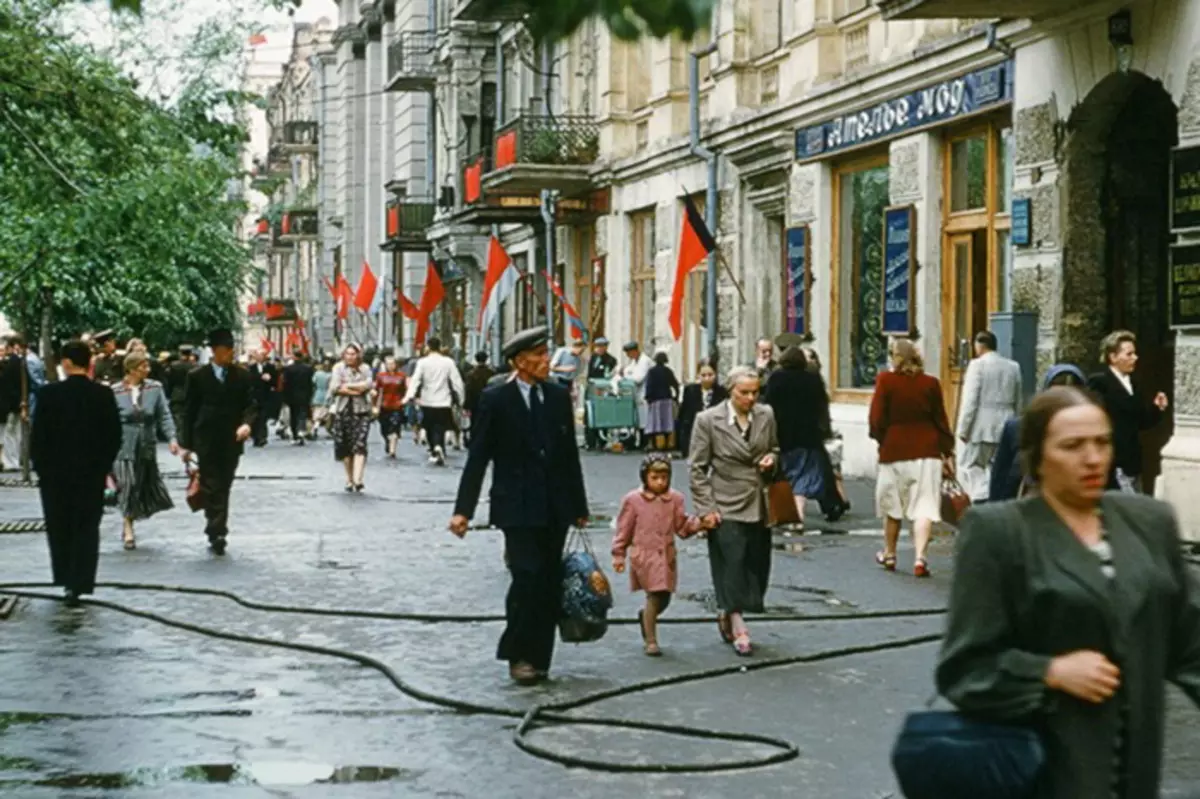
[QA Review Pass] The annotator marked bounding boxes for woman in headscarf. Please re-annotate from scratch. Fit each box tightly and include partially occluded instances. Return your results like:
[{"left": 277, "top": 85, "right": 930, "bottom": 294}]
[
  {"left": 989, "top": 364, "right": 1087, "bottom": 501},
  {"left": 327, "top": 343, "right": 373, "bottom": 492}
]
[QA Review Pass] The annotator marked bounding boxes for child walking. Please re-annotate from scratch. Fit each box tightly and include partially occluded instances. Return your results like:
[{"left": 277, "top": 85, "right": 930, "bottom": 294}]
[{"left": 612, "top": 454, "right": 705, "bottom": 656}]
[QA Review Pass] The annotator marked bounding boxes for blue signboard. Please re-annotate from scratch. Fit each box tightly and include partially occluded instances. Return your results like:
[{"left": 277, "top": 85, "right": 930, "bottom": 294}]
[
  {"left": 785, "top": 226, "right": 809, "bottom": 336},
  {"left": 795, "top": 60, "right": 1014, "bottom": 160},
  {"left": 881, "top": 206, "right": 916, "bottom": 336},
  {"left": 1011, "top": 198, "right": 1032, "bottom": 246}
]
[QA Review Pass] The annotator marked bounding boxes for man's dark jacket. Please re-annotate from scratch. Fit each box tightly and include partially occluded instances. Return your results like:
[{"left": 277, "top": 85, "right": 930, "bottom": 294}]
[
  {"left": 166, "top": 359, "right": 195, "bottom": 407},
  {"left": 31, "top": 375, "right": 121, "bottom": 483},
  {"left": 1087, "top": 369, "right": 1163, "bottom": 478},
  {"left": 463, "top": 364, "right": 495, "bottom": 414},
  {"left": 281, "top": 361, "right": 315, "bottom": 406},
  {"left": 180, "top": 364, "right": 257, "bottom": 459},
  {"left": 454, "top": 379, "right": 588, "bottom": 529}
]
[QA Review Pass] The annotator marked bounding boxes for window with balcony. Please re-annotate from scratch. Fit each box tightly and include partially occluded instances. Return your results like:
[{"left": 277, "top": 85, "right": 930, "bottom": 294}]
[
  {"left": 630, "top": 209, "right": 656, "bottom": 348},
  {"left": 832, "top": 153, "right": 890, "bottom": 393}
]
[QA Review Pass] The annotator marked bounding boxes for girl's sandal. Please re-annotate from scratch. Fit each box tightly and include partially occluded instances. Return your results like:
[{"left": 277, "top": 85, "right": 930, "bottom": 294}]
[
  {"left": 732, "top": 633, "right": 753, "bottom": 657},
  {"left": 914, "top": 559, "right": 931, "bottom": 578},
  {"left": 716, "top": 613, "right": 734, "bottom": 644},
  {"left": 644, "top": 642, "right": 662, "bottom": 657},
  {"left": 875, "top": 551, "right": 897, "bottom": 572}
]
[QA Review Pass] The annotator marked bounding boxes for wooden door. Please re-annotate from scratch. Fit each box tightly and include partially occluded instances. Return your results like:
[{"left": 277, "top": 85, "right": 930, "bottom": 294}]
[{"left": 943, "top": 229, "right": 988, "bottom": 426}]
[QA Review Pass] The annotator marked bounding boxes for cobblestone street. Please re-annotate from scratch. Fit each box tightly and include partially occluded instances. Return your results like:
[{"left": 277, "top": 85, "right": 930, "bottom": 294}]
[{"left": 1, "top": 438, "right": 1198, "bottom": 797}]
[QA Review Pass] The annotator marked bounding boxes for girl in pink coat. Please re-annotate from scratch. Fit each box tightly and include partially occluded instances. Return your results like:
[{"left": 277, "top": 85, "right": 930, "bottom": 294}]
[{"left": 612, "top": 454, "right": 704, "bottom": 656}]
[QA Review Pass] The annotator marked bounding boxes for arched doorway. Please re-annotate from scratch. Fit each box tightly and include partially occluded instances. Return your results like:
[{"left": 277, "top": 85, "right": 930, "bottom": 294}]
[{"left": 1061, "top": 71, "right": 1178, "bottom": 490}]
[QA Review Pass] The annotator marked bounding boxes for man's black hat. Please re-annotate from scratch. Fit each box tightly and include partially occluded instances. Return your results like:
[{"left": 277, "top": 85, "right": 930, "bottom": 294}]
[
  {"left": 502, "top": 327, "right": 549, "bottom": 361},
  {"left": 207, "top": 329, "right": 235, "bottom": 349}
]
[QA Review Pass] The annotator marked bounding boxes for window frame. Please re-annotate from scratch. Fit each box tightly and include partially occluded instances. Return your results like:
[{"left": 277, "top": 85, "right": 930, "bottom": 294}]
[
  {"left": 829, "top": 149, "right": 890, "bottom": 404},
  {"left": 629, "top": 208, "right": 656, "bottom": 348}
]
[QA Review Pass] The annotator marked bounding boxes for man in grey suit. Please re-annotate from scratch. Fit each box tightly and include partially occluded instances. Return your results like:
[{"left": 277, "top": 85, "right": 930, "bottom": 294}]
[{"left": 955, "top": 330, "right": 1022, "bottom": 501}]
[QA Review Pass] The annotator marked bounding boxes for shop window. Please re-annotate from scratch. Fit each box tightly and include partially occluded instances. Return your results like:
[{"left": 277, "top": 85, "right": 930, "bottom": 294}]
[
  {"left": 950, "top": 134, "right": 988, "bottom": 212},
  {"left": 630, "top": 209, "right": 656, "bottom": 348},
  {"left": 833, "top": 157, "right": 890, "bottom": 391}
]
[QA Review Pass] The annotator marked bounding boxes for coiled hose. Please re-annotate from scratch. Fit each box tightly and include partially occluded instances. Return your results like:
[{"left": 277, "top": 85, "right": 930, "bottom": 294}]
[{"left": 0, "top": 581, "right": 944, "bottom": 774}]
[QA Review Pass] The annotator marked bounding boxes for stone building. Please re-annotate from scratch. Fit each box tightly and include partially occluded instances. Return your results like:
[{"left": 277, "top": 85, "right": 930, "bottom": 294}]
[{"left": 250, "top": 21, "right": 335, "bottom": 356}]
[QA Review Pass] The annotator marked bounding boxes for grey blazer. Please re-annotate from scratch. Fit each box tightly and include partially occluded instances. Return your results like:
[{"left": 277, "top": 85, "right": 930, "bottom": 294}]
[
  {"left": 687, "top": 400, "right": 779, "bottom": 524},
  {"left": 956, "top": 351, "right": 1022, "bottom": 444},
  {"left": 936, "top": 494, "right": 1200, "bottom": 799},
  {"left": 112, "top": 379, "right": 176, "bottom": 461}
]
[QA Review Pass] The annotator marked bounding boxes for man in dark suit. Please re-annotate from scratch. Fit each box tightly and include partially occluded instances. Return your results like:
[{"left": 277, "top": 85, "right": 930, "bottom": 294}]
[
  {"left": 449, "top": 327, "right": 589, "bottom": 686},
  {"left": 246, "top": 349, "right": 277, "bottom": 447},
  {"left": 30, "top": 339, "right": 121, "bottom": 606},
  {"left": 166, "top": 344, "right": 197, "bottom": 432},
  {"left": 180, "top": 329, "right": 257, "bottom": 555},
  {"left": 1087, "top": 329, "right": 1169, "bottom": 493},
  {"left": 280, "top": 349, "right": 315, "bottom": 445}
]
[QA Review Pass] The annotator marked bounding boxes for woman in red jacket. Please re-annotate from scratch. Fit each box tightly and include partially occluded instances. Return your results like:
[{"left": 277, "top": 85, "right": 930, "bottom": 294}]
[{"left": 868, "top": 338, "right": 955, "bottom": 577}]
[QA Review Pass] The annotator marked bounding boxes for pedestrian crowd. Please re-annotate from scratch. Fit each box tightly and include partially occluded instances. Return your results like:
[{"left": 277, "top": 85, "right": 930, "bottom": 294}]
[{"left": 3, "top": 316, "right": 1197, "bottom": 798}]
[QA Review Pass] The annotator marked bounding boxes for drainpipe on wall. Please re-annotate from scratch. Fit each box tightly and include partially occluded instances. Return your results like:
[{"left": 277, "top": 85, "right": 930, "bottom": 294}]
[
  {"left": 689, "top": 43, "right": 718, "bottom": 361},
  {"left": 541, "top": 40, "right": 556, "bottom": 342},
  {"left": 310, "top": 53, "right": 329, "bottom": 355}
]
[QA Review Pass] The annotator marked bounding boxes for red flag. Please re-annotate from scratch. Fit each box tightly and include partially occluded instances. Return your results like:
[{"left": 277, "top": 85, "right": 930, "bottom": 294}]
[
  {"left": 414, "top": 261, "right": 446, "bottom": 346},
  {"left": 353, "top": 262, "right": 379, "bottom": 313},
  {"left": 397, "top": 291, "right": 421, "bottom": 321},
  {"left": 668, "top": 195, "right": 716, "bottom": 341},
  {"left": 265, "top": 302, "right": 286, "bottom": 320},
  {"left": 335, "top": 274, "right": 353, "bottom": 320},
  {"left": 478, "top": 236, "right": 517, "bottom": 332},
  {"left": 249, "top": 33, "right": 268, "bottom": 46},
  {"left": 260, "top": 337, "right": 274, "bottom": 352}
]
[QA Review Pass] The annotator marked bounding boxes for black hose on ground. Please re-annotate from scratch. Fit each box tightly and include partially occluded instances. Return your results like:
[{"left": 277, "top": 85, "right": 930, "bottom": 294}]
[{"left": 0, "top": 582, "right": 943, "bottom": 774}]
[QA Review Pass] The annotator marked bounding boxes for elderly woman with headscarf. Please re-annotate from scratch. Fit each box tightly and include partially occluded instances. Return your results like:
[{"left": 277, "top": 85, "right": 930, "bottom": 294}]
[
  {"left": 989, "top": 364, "right": 1089, "bottom": 501},
  {"left": 688, "top": 365, "right": 780, "bottom": 656}
]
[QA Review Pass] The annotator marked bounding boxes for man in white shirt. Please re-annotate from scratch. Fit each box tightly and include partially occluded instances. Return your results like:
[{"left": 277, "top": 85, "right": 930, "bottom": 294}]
[
  {"left": 617, "top": 341, "right": 654, "bottom": 450},
  {"left": 956, "top": 330, "right": 1023, "bottom": 502},
  {"left": 405, "top": 336, "right": 466, "bottom": 466}
]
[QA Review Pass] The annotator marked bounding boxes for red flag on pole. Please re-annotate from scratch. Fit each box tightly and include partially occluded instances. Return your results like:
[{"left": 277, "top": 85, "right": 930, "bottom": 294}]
[
  {"left": 414, "top": 261, "right": 446, "bottom": 347},
  {"left": 397, "top": 291, "right": 421, "bottom": 321},
  {"left": 335, "top": 275, "right": 353, "bottom": 320},
  {"left": 353, "top": 262, "right": 379, "bottom": 313},
  {"left": 668, "top": 195, "right": 717, "bottom": 341}
]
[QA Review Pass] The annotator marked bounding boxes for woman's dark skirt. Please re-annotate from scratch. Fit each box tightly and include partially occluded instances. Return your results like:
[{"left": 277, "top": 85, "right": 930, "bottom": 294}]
[
  {"left": 707, "top": 520, "right": 771, "bottom": 613},
  {"left": 332, "top": 412, "right": 371, "bottom": 460},
  {"left": 113, "top": 454, "right": 174, "bottom": 521},
  {"left": 781, "top": 446, "right": 826, "bottom": 497},
  {"left": 379, "top": 409, "right": 405, "bottom": 440}
]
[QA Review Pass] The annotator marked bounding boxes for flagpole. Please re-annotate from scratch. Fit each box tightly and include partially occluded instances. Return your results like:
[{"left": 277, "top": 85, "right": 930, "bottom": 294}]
[{"left": 490, "top": 224, "right": 502, "bottom": 365}]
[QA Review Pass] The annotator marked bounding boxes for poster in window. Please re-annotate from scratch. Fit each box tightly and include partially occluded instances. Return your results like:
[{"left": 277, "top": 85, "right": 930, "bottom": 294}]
[
  {"left": 880, "top": 205, "right": 916, "bottom": 336},
  {"left": 784, "top": 226, "right": 810, "bottom": 337}
]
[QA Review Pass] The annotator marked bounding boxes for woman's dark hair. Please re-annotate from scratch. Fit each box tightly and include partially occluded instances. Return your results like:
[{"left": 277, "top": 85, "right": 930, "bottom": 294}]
[
  {"left": 779, "top": 346, "right": 807, "bottom": 370},
  {"left": 1018, "top": 386, "right": 1106, "bottom": 482},
  {"left": 60, "top": 339, "right": 91, "bottom": 368},
  {"left": 653, "top": 351, "right": 668, "bottom": 366}
]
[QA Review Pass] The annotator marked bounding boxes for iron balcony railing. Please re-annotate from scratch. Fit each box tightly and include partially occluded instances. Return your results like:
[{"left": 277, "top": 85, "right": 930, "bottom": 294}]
[
  {"left": 386, "top": 31, "right": 438, "bottom": 90},
  {"left": 492, "top": 115, "right": 600, "bottom": 170},
  {"left": 385, "top": 198, "right": 436, "bottom": 241},
  {"left": 283, "top": 120, "right": 318, "bottom": 148}
]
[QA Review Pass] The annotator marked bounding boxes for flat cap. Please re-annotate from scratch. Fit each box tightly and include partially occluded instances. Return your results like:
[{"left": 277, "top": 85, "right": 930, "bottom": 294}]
[
  {"left": 207, "top": 328, "right": 235, "bottom": 349},
  {"left": 622, "top": 341, "right": 639, "bottom": 352},
  {"left": 502, "top": 327, "right": 549, "bottom": 361},
  {"left": 775, "top": 332, "right": 807, "bottom": 350},
  {"left": 594, "top": 337, "right": 609, "bottom": 346}
]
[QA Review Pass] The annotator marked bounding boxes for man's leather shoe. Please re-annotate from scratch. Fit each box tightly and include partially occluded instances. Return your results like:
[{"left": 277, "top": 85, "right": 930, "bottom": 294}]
[
  {"left": 209, "top": 536, "right": 227, "bottom": 556},
  {"left": 509, "top": 662, "right": 540, "bottom": 686}
]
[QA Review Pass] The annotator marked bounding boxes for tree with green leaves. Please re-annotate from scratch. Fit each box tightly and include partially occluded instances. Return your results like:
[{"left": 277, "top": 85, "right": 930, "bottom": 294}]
[{"left": 0, "top": 0, "right": 260, "bottom": 350}]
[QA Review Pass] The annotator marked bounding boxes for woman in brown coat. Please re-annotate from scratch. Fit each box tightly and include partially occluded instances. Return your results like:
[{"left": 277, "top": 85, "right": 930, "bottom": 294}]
[
  {"left": 867, "top": 338, "right": 955, "bottom": 577},
  {"left": 937, "top": 387, "right": 1200, "bottom": 798}
]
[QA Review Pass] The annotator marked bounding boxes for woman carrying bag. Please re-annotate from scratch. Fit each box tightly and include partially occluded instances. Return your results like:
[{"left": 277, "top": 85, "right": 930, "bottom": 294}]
[{"left": 897, "top": 386, "right": 1200, "bottom": 799}]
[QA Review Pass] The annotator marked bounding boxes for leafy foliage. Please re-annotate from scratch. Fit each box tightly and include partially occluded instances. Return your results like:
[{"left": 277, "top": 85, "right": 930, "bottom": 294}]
[{"left": 0, "top": 0, "right": 260, "bottom": 348}]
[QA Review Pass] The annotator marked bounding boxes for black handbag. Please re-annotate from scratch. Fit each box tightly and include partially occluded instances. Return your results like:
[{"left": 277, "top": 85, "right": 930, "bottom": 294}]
[{"left": 892, "top": 709, "right": 1045, "bottom": 798}]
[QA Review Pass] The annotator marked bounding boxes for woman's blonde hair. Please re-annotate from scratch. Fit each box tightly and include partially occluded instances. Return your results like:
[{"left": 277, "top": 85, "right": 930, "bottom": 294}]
[
  {"left": 889, "top": 337, "right": 924, "bottom": 376},
  {"left": 724, "top": 364, "right": 761, "bottom": 392},
  {"left": 126, "top": 338, "right": 146, "bottom": 354},
  {"left": 124, "top": 350, "right": 150, "bottom": 373}
]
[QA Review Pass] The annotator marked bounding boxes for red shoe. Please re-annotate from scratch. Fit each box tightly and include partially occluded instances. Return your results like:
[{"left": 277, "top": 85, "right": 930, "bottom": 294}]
[{"left": 914, "top": 559, "right": 931, "bottom": 578}]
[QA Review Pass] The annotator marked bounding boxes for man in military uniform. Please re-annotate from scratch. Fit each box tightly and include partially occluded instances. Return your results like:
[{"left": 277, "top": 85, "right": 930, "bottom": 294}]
[
  {"left": 91, "top": 331, "right": 123, "bottom": 386},
  {"left": 449, "top": 328, "right": 589, "bottom": 685}
]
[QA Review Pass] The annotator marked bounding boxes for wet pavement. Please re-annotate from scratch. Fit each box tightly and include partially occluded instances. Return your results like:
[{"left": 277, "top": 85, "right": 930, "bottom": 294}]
[{"left": 1, "top": 434, "right": 1198, "bottom": 797}]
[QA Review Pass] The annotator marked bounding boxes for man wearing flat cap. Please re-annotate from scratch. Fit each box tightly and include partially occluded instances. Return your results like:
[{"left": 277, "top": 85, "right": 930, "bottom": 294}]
[
  {"left": 179, "top": 329, "right": 257, "bottom": 555},
  {"left": 450, "top": 327, "right": 590, "bottom": 686}
]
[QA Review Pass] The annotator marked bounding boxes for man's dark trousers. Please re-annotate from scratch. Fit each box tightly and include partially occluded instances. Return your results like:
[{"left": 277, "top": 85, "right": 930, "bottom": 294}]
[
  {"left": 498, "top": 524, "right": 568, "bottom": 671},
  {"left": 200, "top": 450, "right": 239, "bottom": 540},
  {"left": 422, "top": 406, "right": 453, "bottom": 453},
  {"left": 41, "top": 480, "right": 105, "bottom": 595},
  {"left": 288, "top": 402, "right": 310, "bottom": 440}
]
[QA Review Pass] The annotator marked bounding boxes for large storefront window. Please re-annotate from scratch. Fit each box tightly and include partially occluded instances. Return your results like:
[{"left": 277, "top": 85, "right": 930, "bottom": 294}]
[{"left": 834, "top": 156, "right": 890, "bottom": 390}]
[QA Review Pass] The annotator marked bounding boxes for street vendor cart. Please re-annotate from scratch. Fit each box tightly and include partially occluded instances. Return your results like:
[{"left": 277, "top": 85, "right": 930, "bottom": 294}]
[{"left": 584, "top": 378, "right": 638, "bottom": 451}]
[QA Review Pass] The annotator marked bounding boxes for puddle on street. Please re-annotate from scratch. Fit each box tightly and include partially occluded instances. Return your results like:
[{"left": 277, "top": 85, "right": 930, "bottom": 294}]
[{"left": 0, "top": 763, "right": 412, "bottom": 788}]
